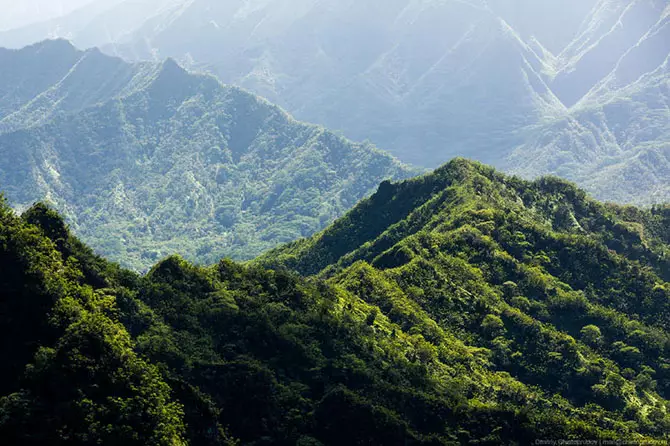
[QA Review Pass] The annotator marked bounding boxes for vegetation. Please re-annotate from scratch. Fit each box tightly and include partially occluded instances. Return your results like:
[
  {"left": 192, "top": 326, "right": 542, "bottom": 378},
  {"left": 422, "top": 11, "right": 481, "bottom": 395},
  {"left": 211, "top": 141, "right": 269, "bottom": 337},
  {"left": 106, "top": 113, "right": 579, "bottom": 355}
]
[
  {"left": 1, "top": 159, "right": 669, "bottom": 444},
  {"left": 0, "top": 198, "right": 187, "bottom": 445},
  {"left": 0, "top": 40, "right": 415, "bottom": 270},
  {"left": 259, "top": 158, "right": 670, "bottom": 440}
]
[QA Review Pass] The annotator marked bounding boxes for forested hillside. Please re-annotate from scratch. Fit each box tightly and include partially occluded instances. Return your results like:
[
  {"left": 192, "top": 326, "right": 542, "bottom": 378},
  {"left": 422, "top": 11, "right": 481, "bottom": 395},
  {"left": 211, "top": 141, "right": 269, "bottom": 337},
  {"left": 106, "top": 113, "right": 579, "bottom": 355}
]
[
  {"left": 0, "top": 199, "right": 189, "bottom": 445},
  {"left": 1, "top": 159, "right": 668, "bottom": 444},
  {"left": 1, "top": 0, "right": 666, "bottom": 204},
  {"left": 259, "top": 158, "right": 670, "bottom": 439},
  {"left": 0, "top": 40, "right": 414, "bottom": 270}
]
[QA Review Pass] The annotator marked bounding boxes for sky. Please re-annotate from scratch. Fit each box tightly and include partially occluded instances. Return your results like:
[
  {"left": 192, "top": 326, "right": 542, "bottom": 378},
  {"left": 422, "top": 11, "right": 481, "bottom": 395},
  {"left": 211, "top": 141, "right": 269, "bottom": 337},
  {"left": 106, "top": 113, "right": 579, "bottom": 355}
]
[{"left": 0, "top": 0, "right": 99, "bottom": 30}]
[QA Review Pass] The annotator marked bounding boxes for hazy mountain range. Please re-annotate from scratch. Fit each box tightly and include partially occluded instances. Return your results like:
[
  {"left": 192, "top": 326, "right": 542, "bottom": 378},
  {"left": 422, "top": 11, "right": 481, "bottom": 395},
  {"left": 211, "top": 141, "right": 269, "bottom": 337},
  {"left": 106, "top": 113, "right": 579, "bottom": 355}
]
[
  {"left": 0, "top": 40, "right": 413, "bottom": 269},
  {"left": 0, "top": 0, "right": 667, "bottom": 204}
]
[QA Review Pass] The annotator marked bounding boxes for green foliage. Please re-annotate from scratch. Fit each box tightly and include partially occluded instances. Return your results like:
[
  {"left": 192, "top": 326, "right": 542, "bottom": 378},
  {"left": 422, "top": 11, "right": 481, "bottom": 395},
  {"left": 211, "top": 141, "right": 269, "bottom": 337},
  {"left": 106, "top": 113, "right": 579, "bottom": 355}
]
[
  {"left": 0, "top": 43, "right": 416, "bottom": 271},
  {"left": 2, "top": 158, "right": 670, "bottom": 444},
  {"left": 482, "top": 314, "right": 506, "bottom": 338},
  {"left": 0, "top": 199, "right": 187, "bottom": 445},
  {"left": 580, "top": 325, "right": 603, "bottom": 347},
  {"left": 261, "top": 158, "right": 670, "bottom": 440}
]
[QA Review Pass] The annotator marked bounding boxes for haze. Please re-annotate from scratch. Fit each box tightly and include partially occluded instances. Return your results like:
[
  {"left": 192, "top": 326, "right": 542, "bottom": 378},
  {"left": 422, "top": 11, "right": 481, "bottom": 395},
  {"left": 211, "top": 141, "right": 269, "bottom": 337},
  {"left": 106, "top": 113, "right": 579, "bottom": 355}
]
[{"left": 0, "top": 0, "right": 100, "bottom": 30}]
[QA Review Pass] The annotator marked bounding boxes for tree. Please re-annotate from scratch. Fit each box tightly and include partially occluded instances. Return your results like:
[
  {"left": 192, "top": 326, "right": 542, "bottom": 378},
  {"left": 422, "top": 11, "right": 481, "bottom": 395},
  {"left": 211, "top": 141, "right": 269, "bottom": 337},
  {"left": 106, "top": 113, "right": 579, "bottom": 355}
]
[
  {"left": 580, "top": 325, "right": 602, "bottom": 347},
  {"left": 482, "top": 314, "right": 506, "bottom": 338}
]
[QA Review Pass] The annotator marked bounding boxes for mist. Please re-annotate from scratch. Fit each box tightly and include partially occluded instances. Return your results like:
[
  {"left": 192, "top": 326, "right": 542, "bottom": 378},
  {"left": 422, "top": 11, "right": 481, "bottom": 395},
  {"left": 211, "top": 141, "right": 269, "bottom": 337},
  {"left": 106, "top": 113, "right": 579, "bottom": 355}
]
[
  {"left": 0, "top": 0, "right": 603, "bottom": 49},
  {"left": 0, "top": 0, "right": 101, "bottom": 31}
]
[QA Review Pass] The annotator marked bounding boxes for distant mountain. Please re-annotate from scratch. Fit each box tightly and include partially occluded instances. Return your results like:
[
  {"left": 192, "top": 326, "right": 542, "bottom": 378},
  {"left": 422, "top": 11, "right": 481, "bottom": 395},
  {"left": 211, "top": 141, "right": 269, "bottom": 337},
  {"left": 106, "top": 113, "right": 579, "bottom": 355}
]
[
  {"left": 2, "top": 160, "right": 668, "bottom": 444},
  {"left": 0, "top": 0, "right": 180, "bottom": 49},
  {"left": 0, "top": 40, "right": 414, "bottom": 270},
  {"left": 508, "top": 60, "right": 670, "bottom": 205},
  {"left": 1, "top": 0, "right": 666, "bottom": 204},
  {"left": 506, "top": 0, "right": 670, "bottom": 205}
]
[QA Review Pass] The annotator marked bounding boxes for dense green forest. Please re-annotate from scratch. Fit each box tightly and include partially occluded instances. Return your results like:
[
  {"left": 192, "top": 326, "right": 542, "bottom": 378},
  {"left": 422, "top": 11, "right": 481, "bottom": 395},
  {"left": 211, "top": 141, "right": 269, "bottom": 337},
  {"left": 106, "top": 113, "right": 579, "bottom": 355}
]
[
  {"left": 0, "top": 40, "right": 414, "bottom": 270},
  {"left": 1, "top": 159, "right": 669, "bottom": 444}
]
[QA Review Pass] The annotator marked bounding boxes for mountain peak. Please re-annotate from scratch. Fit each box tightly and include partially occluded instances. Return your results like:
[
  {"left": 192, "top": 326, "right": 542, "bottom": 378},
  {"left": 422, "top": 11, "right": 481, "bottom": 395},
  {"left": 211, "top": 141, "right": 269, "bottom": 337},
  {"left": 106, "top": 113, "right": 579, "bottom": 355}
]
[
  {"left": 160, "top": 57, "right": 187, "bottom": 75},
  {"left": 27, "top": 38, "right": 77, "bottom": 55},
  {"left": 256, "top": 157, "right": 596, "bottom": 275},
  {"left": 433, "top": 157, "right": 490, "bottom": 177},
  {"left": 0, "top": 1, "right": 666, "bottom": 204},
  {"left": 148, "top": 57, "right": 192, "bottom": 89},
  {"left": 0, "top": 38, "right": 79, "bottom": 63}
]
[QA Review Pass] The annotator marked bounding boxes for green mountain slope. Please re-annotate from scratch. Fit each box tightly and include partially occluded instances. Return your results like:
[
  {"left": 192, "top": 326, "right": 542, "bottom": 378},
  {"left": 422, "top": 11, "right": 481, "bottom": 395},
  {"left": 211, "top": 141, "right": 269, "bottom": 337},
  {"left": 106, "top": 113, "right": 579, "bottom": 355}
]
[
  {"left": 2, "top": 159, "right": 668, "bottom": 444},
  {"left": 506, "top": 3, "right": 670, "bottom": 205},
  {"left": 258, "top": 158, "right": 670, "bottom": 437},
  {"left": 0, "top": 199, "right": 188, "bottom": 445},
  {"left": 0, "top": 40, "right": 415, "bottom": 270}
]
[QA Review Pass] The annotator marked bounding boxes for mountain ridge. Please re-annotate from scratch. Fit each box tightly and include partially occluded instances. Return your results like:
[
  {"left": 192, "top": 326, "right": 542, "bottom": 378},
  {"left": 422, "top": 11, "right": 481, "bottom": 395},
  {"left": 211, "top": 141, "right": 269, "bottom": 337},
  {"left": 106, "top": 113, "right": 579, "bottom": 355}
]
[
  {"left": 0, "top": 40, "right": 416, "bottom": 270},
  {"left": 1, "top": 158, "right": 668, "bottom": 444}
]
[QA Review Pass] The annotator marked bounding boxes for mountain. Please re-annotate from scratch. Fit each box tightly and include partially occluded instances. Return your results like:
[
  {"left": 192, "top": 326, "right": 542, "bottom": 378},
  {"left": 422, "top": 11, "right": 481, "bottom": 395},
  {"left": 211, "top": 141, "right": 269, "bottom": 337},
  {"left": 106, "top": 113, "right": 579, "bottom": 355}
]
[
  {"left": 0, "top": 40, "right": 414, "bottom": 270},
  {"left": 0, "top": 0, "right": 577, "bottom": 167},
  {"left": 0, "top": 0, "right": 181, "bottom": 49},
  {"left": 1, "top": 159, "right": 669, "bottom": 444},
  {"left": 507, "top": 60, "right": 670, "bottom": 205},
  {"left": 258, "top": 157, "right": 670, "bottom": 438},
  {"left": 505, "top": 0, "right": 670, "bottom": 205},
  {"left": 1, "top": 0, "right": 666, "bottom": 204},
  {"left": 0, "top": 200, "right": 189, "bottom": 445}
]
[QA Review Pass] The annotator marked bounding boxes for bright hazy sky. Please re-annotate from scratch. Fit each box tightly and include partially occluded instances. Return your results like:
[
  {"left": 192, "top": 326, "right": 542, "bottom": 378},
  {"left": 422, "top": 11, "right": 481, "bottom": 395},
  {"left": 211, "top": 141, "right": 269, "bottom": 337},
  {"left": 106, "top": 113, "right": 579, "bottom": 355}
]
[{"left": 0, "top": 0, "right": 98, "bottom": 30}]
